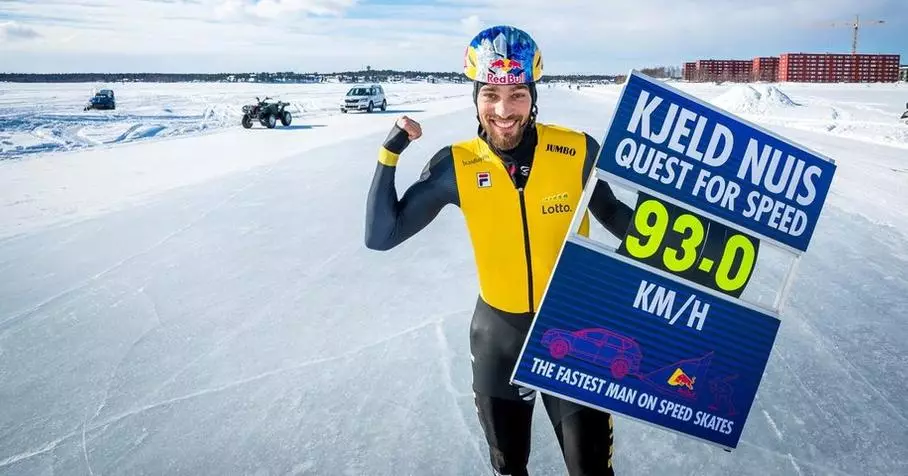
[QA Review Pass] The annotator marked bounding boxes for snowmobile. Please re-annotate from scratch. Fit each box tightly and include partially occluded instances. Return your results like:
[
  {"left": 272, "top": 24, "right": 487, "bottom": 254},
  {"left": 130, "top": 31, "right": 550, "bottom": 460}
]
[
  {"left": 901, "top": 102, "right": 908, "bottom": 124},
  {"left": 84, "top": 89, "right": 116, "bottom": 111},
  {"left": 241, "top": 97, "right": 292, "bottom": 129}
]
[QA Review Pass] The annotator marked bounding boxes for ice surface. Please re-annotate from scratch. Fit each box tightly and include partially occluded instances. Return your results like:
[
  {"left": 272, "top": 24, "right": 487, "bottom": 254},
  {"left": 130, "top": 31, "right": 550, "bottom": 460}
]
[{"left": 0, "top": 81, "right": 906, "bottom": 475}]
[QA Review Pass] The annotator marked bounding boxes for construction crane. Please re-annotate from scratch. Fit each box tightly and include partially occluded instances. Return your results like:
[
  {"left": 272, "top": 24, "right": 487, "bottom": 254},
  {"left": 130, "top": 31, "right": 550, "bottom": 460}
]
[{"left": 822, "top": 14, "right": 886, "bottom": 55}]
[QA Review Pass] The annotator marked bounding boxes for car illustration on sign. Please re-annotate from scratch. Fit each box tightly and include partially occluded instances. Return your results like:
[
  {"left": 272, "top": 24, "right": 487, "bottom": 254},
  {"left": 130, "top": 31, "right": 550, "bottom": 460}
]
[{"left": 540, "top": 327, "right": 643, "bottom": 379}]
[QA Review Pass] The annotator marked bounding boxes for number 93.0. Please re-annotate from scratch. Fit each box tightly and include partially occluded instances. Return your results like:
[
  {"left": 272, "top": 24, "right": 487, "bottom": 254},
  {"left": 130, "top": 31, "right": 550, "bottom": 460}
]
[{"left": 622, "top": 198, "right": 757, "bottom": 295}]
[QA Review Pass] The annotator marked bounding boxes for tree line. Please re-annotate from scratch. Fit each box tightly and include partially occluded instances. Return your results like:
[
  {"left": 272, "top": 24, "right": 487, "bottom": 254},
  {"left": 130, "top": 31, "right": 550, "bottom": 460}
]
[{"left": 0, "top": 69, "right": 629, "bottom": 83}]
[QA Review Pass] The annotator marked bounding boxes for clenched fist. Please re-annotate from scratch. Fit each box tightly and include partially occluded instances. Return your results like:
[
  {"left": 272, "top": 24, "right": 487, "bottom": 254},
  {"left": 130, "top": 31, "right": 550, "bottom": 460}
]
[{"left": 396, "top": 115, "right": 422, "bottom": 141}]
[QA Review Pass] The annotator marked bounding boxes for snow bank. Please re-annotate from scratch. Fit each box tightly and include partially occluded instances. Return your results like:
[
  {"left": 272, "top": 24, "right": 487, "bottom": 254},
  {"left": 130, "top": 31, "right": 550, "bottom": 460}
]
[{"left": 712, "top": 84, "right": 799, "bottom": 115}]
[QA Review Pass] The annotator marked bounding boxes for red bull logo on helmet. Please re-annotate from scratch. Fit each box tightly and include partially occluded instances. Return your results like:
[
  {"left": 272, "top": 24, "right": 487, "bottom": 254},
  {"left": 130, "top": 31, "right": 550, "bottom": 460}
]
[
  {"left": 489, "top": 58, "right": 522, "bottom": 73},
  {"left": 486, "top": 72, "right": 526, "bottom": 84},
  {"left": 487, "top": 57, "right": 525, "bottom": 84}
]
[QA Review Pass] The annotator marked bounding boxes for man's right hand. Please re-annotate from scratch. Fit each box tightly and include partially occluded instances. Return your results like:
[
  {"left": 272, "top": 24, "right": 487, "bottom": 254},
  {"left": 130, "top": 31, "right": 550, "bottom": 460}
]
[
  {"left": 396, "top": 116, "right": 422, "bottom": 141},
  {"left": 384, "top": 116, "right": 420, "bottom": 155}
]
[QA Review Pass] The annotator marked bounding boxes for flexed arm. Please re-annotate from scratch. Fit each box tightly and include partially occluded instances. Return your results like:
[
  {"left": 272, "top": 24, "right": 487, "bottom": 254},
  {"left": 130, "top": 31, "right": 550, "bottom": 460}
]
[{"left": 365, "top": 117, "right": 460, "bottom": 251}]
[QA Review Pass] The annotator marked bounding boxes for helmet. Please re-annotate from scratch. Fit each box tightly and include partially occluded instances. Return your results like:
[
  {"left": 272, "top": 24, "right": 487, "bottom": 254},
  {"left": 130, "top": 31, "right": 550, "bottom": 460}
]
[{"left": 463, "top": 25, "right": 543, "bottom": 85}]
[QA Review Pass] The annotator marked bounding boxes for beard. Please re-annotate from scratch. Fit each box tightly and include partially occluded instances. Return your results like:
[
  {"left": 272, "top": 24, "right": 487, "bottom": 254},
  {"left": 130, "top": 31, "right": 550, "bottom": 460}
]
[{"left": 480, "top": 113, "right": 529, "bottom": 150}]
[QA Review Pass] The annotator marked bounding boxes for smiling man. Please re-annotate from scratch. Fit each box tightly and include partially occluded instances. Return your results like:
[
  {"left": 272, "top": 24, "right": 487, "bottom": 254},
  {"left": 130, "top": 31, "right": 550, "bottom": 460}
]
[{"left": 365, "top": 25, "right": 633, "bottom": 476}]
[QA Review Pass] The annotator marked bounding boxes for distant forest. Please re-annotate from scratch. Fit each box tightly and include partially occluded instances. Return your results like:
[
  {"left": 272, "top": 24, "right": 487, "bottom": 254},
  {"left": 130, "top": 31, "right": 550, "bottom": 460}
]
[{"left": 0, "top": 66, "right": 679, "bottom": 84}]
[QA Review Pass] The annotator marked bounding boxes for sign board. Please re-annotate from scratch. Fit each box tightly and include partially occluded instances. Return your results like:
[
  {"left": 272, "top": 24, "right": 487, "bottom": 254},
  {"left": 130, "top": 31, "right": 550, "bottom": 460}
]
[
  {"left": 511, "top": 71, "right": 837, "bottom": 450},
  {"left": 597, "top": 72, "right": 836, "bottom": 254}
]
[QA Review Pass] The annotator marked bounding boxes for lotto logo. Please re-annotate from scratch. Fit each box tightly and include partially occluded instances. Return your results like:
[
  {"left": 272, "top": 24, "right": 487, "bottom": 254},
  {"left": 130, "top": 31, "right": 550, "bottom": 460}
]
[{"left": 477, "top": 172, "right": 491, "bottom": 188}]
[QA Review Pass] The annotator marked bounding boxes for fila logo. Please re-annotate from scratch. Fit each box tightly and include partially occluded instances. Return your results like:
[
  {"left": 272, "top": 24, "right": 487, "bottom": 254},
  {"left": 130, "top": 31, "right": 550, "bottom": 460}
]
[
  {"left": 477, "top": 171, "right": 492, "bottom": 188},
  {"left": 546, "top": 143, "right": 577, "bottom": 156}
]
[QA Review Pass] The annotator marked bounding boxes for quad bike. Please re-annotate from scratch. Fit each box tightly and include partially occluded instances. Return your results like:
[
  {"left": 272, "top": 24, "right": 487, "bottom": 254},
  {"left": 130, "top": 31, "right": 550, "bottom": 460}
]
[{"left": 242, "top": 97, "right": 292, "bottom": 129}]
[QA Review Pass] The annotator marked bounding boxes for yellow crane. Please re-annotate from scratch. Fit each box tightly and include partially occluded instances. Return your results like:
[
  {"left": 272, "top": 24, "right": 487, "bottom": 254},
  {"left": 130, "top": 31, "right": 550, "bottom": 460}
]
[{"left": 821, "top": 14, "right": 885, "bottom": 55}]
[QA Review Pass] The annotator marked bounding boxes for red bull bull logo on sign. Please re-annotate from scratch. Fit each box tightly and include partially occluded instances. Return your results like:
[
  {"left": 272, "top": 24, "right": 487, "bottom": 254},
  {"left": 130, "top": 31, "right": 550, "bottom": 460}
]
[{"left": 668, "top": 368, "right": 696, "bottom": 390}]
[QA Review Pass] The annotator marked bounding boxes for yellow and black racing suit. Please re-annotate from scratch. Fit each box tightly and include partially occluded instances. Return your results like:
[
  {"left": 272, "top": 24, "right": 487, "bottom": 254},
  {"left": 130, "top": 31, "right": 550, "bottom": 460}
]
[{"left": 365, "top": 121, "right": 632, "bottom": 476}]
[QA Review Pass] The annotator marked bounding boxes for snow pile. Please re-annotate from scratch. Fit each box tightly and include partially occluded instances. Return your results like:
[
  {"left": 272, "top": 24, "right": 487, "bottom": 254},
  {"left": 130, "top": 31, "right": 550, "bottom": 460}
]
[{"left": 712, "top": 84, "right": 799, "bottom": 115}]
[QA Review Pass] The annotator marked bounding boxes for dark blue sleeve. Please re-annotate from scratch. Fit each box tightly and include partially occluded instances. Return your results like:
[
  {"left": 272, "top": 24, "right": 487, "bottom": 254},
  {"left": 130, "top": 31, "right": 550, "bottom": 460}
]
[
  {"left": 583, "top": 133, "right": 633, "bottom": 238},
  {"left": 364, "top": 138, "right": 460, "bottom": 251}
]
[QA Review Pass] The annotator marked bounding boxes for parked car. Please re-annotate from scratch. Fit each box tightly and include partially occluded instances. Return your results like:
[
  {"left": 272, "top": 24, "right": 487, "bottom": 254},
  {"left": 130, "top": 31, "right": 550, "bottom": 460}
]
[
  {"left": 340, "top": 84, "right": 387, "bottom": 113},
  {"left": 241, "top": 97, "right": 292, "bottom": 129},
  {"left": 84, "top": 89, "right": 115, "bottom": 111}
]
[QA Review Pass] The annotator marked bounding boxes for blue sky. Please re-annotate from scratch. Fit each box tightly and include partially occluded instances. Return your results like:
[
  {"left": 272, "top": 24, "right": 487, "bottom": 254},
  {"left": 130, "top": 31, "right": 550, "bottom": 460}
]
[{"left": 1, "top": 0, "right": 906, "bottom": 74}]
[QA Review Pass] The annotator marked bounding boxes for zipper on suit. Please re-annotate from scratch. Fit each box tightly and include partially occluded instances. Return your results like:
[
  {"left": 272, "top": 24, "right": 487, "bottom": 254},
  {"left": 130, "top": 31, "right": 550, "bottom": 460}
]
[{"left": 517, "top": 187, "right": 534, "bottom": 312}]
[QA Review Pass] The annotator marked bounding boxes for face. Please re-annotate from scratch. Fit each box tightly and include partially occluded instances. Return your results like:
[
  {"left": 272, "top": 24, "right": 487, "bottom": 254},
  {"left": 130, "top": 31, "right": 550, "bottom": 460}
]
[{"left": 477, "top": 84, "right": 532, "bottom": 150}]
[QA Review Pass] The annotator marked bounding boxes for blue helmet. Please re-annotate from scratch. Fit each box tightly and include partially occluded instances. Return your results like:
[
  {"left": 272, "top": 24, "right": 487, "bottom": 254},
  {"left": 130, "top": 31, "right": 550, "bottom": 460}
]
[{"left": 463, "top": 25, "right": 544, "bottom": 85}]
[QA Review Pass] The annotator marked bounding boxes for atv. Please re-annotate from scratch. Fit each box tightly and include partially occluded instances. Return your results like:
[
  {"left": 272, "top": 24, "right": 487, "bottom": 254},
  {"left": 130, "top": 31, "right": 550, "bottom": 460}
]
[{"left": 241, "top": 97, "right": 292, "bottom": 129}]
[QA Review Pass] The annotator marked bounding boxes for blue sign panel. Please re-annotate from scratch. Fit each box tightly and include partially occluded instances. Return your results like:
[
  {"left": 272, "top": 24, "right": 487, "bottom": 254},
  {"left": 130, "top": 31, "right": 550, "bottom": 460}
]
[
  {"left": 597, "top": 71, "right": 836, "bottom": 252},
  {"left": 511, "top": 240, "right": 780, "bottom": 450}
]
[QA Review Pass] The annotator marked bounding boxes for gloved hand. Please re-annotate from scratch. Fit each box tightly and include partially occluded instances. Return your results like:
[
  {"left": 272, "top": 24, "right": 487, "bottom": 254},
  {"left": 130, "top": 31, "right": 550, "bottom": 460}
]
[{"left": 383, "top": 115, "right": 421, "bottom": 154}]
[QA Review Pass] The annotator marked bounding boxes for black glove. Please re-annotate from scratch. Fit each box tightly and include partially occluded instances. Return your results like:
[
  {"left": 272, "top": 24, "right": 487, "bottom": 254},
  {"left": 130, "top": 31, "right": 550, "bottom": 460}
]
[{"left": 382, "top": 123, "right": 411, "bottom": 155}]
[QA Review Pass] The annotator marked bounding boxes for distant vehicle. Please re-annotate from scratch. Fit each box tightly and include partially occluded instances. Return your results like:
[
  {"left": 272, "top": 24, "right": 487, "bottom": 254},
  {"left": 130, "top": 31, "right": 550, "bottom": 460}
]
[
  {"left": 541, "top": 327, "right": 643, "bottom": 379},
  {"left": 901, "top": 102, "right": 908, "bottom": 124},
  {"left": 340, "top": 84, "right": 386, "bottom": 113},
  {"left": 84, "top": 89, "right": 115, "bottom": 111},
  {"left": 241, "top": 97, "right": 292, "bottom": 129}
]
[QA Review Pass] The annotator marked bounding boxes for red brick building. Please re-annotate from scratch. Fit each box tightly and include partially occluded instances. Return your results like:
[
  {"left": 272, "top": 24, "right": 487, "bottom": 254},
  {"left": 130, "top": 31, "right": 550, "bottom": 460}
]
[
  {"left": 682, "top": 53, "right": 900, "bottom": 83},
  {"left": 752, "top": 57, "right": 779, "bottom": 82},
  {"left": 694, "top": 59, "right": 753, "bottom": 82},
  {"left": 778, "top": 53, "right": 900, "bottom": 82},
  {"left": 683, "top": 62, "right": 696, "bottom": 81}
]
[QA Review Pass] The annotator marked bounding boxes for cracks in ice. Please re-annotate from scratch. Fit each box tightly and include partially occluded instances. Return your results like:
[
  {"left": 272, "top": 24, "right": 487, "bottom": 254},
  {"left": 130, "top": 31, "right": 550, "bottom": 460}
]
[
  {"left": 0, "top": 436, "right": 68, "bottom": 468},
  {"left": 0, "top": 166, "right": 297, "bottom": 469},
  {"left": 434, "top": 318, "right": 484, "bottom": 462},
  {"left": 136, "top": 286, "right": 162, "bottom": 328},
  {"left": 793, "top": 310, "right": 908, "bottom": 425},
  {"left": 787, "top": 453, "right": 804, "bottom": 476},
  {"left": 10, "top": 250, "right": 362, "bottom": 471},
  {"left": 774, "top": 351, "right": 839, "bottom": 425},
  {"left": 0, "top": 161, "right": 268, "bottom": 338},
  {"left": 138, "top": 250, "right": 344, "bottom": 407},
  {"left": 75, "top": 284, "right": 159, "bottom": 476},
  {"left": 0, "top": 310, "right": 470, "bottom": 469},
  {"left": 761, "top": 407, "right": 783, "bottom": 441},
  {"left": 739, "top": 441, "right": 851, "bottom": 476},
  {"left": 81, "top": 410, "right": 95, "bottom": 476}
]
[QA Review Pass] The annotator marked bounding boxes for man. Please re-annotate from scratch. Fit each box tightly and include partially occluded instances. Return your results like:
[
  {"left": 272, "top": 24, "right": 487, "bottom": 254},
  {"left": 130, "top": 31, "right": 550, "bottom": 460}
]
[{"left": 365, "top": 25, "right": 633, "bottom": 475}]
